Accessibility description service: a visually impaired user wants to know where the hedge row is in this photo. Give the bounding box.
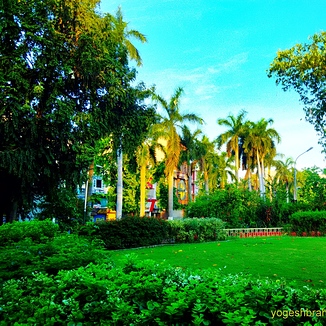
[78,217,226,249]
[1,258,326,325]
[289,210,326,234]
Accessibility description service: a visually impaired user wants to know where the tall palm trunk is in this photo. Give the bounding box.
[187,163,192,203]
[256,150,264,196]
[140,163,146,216]
[260,157,266,195]
[168,172,174,218]
[235,145,239,182]
[204,170,209,194]
[116,148,123,220]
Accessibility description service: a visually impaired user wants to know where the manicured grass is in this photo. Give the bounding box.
[111,236,326,289]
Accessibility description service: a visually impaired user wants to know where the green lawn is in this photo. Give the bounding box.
[111,236,326,289]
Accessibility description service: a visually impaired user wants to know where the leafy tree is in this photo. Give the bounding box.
[108,6,149,219]
[298,167,326,209]
[268,31,326,153]
[0,0,154,224]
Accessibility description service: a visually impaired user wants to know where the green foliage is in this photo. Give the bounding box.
[185,186,314,228]
[36,187,84,231]
[186,187,264,227]
[269,31,326,152]
[1,258,326,325]
[168,218,226,243]
[157,181,168,210]
[78,216,171,249]
[289,210,326,235]
[298,167,326,210]
[0,220,110,283]
[0,0,155,221]
[79,217,226,249]
[0,233,110,283]
[0,220,58,246]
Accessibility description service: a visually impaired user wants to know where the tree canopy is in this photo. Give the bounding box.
[0,0,155,222]
[268,31,326,153]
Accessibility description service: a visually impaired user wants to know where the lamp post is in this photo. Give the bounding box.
[293,147,313,201]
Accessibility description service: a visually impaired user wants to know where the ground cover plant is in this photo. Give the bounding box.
[112,236,326,289]
[1,258,326,325]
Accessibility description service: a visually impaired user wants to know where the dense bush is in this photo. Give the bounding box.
[78,216,171,249]
[1,257,326,325]
[185,187,313,228]
[168,218,226,243]
[289,210,326,235]
[185,188,264,227]
[0,220,59,246]
[0,234,110,283]
[0,221,111,283]
[79,217,226,249]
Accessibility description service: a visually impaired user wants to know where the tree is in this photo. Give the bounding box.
[0,0,154,223]
[216,110,248,182]
[109,6,149,219]
[274,157,295,203]
[110,6,147,67]
[152,87,203,217]
[136,126,164,216]
[197,136,216,194]
[243,119,281,196]
[215,152,237,189]
[268,31,326,153]
[180,126,202,202]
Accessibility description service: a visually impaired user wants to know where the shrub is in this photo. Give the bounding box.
[1,258,326,325]
[186,188,263,227]
[0,233,111,283]
[0,220,59,246]
[168,218,226,243]
[79,217,226,249]
[78,216,171,249]
[289,210,326,235]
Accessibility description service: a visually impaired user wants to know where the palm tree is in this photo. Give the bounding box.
[110,6,147,66]
[152,87,203,217]
[136,127,164,216]
[197,136,216,194]
[243,118,281,196]
[274,157,294,202]
[180,126,202,203]
[216,110,247,182]
[212,152,237,189]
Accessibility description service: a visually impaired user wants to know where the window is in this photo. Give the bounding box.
[95,179,102,188]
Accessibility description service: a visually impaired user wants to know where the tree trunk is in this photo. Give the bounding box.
[248,169,252,191]
[187,163,192,203]
[260,158,266,195]
[116,149,123,220]
[235,145,239,183]
[87,161,94,203]
[256,151,263,196]
[140,163,146,216]
[168,171,174,218]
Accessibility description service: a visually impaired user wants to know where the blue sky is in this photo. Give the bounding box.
[100,0,326,170]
